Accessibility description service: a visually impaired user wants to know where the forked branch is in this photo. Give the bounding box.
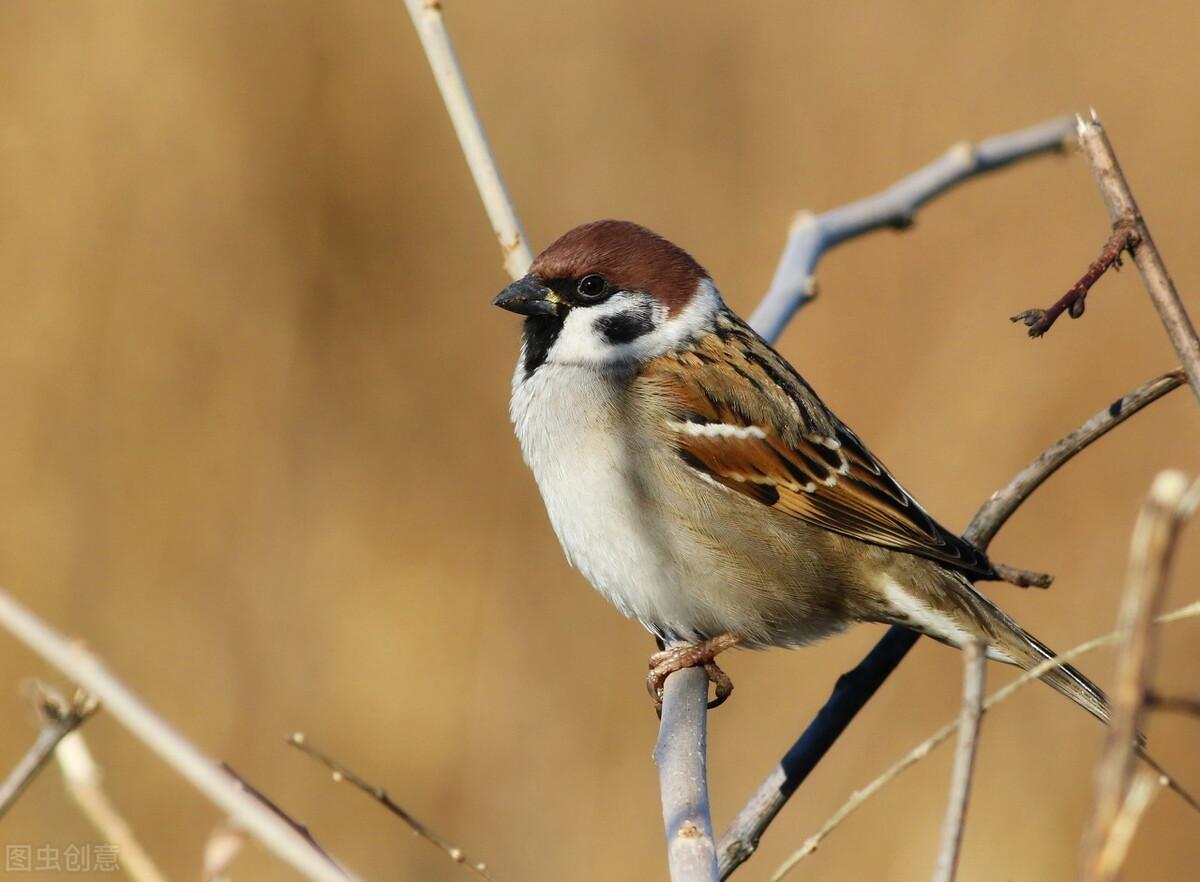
[1011,220,1139,337]
[1077,471,1198,882]
[766,598,1200,881]
[750,117,1075,340]
[716,368,1184,878]
[0,590,354,882]
[1077,115,1200,403]
[0,685,96,819]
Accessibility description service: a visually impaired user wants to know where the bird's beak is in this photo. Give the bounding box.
[492,276,567,318]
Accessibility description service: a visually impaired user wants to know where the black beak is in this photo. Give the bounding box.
[492,276,567,318]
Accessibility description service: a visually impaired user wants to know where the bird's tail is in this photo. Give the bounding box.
[884,570,1110,724]
[882,570,1200,811]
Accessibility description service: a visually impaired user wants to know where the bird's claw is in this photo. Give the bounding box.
[646,633,739,714]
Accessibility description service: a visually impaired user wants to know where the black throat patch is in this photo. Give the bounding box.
[522,314,563,378]
[595,307,655,345]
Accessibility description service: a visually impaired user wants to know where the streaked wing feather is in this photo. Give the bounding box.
[642,313,996,579]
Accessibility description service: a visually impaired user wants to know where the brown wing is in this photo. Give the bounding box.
[640,312,996,579]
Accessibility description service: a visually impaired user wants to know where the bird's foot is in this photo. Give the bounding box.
[647,632,740,713]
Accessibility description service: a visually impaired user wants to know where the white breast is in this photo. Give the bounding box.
[510,360,709,638]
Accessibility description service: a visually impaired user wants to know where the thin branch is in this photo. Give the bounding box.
[1145,691,1200,715]
[766,599,1200,881]
[1091,770,1163,881]
[55,730,173,882]
[716,368,1183,878]
[1077,470,1197,882]
[403,0,532,281]
[749,117,1076,341]
[967,369,1184,548]
[220,762,338,869]
[0,685,97,819]
[653,667,720,881]
[931,640,986,882]
[287,733,498,881]
[991,562,1053,590]
[1011,220,1138,337]
[0,589,356,882]
[1075,114,1200,404]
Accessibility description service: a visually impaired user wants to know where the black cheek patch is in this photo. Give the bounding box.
[522,314,563,378]
[595,309,655,345]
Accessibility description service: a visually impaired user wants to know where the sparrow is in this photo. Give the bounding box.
[493,219,1108,721]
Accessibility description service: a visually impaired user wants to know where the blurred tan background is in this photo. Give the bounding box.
[2,2,1199,880]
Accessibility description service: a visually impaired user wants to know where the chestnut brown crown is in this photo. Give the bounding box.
[530,220,709,315]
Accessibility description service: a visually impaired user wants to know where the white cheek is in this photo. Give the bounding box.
[547,297,666,365]
[544,279,723,368]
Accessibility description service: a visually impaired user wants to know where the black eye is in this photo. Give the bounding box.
[577,274,608,300]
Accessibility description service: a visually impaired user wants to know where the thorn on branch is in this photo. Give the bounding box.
[1012,218,1140,338]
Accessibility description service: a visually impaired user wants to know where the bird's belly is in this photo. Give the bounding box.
[512,365,851,645]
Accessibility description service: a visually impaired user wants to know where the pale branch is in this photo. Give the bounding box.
[55,730,173,882]
[287,733,497,882]
[931,640,986,882]
[1075,114,1200,404]
[0,589,356,882]
[1090,770,1163,881]
[203,823,248,882]
[654,667,721,882]
[716,368,1183,878]
[1077,470,1198,882]
[766,600,1200,881]
[397,26,1102,875]
[403,0,532,281]
[0,684,96,819]
[749,116,1076,341]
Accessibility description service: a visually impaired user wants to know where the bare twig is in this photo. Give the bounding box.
[0,685,97,819]
[931,640,986,882]
[749,117,1075,340]
[220,762,338,869]
[1146,691,1200,715]
[716,368,1183,878]
[766,599,1200,881]
[1011,220,1138,337]
[992,562,1053,589]
[1076,114,1200,403]
[654,667,720,881]
[0,589,356,882]
[287,732,497,881]
[55,730,172,882]
[1091,770,1163,882]
[968,369,1184,548]
[403,0,532,281]
[1078,470,1197,882]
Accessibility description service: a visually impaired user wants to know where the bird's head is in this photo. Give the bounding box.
[493,220,721,375]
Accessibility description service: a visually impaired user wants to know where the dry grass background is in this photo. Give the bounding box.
[2,2,1199,880]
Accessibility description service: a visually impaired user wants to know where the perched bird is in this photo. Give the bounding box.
[493,219,1108,721]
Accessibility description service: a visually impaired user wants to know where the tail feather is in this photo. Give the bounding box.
[882,572,1111,724]
[882,571,1200,811]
